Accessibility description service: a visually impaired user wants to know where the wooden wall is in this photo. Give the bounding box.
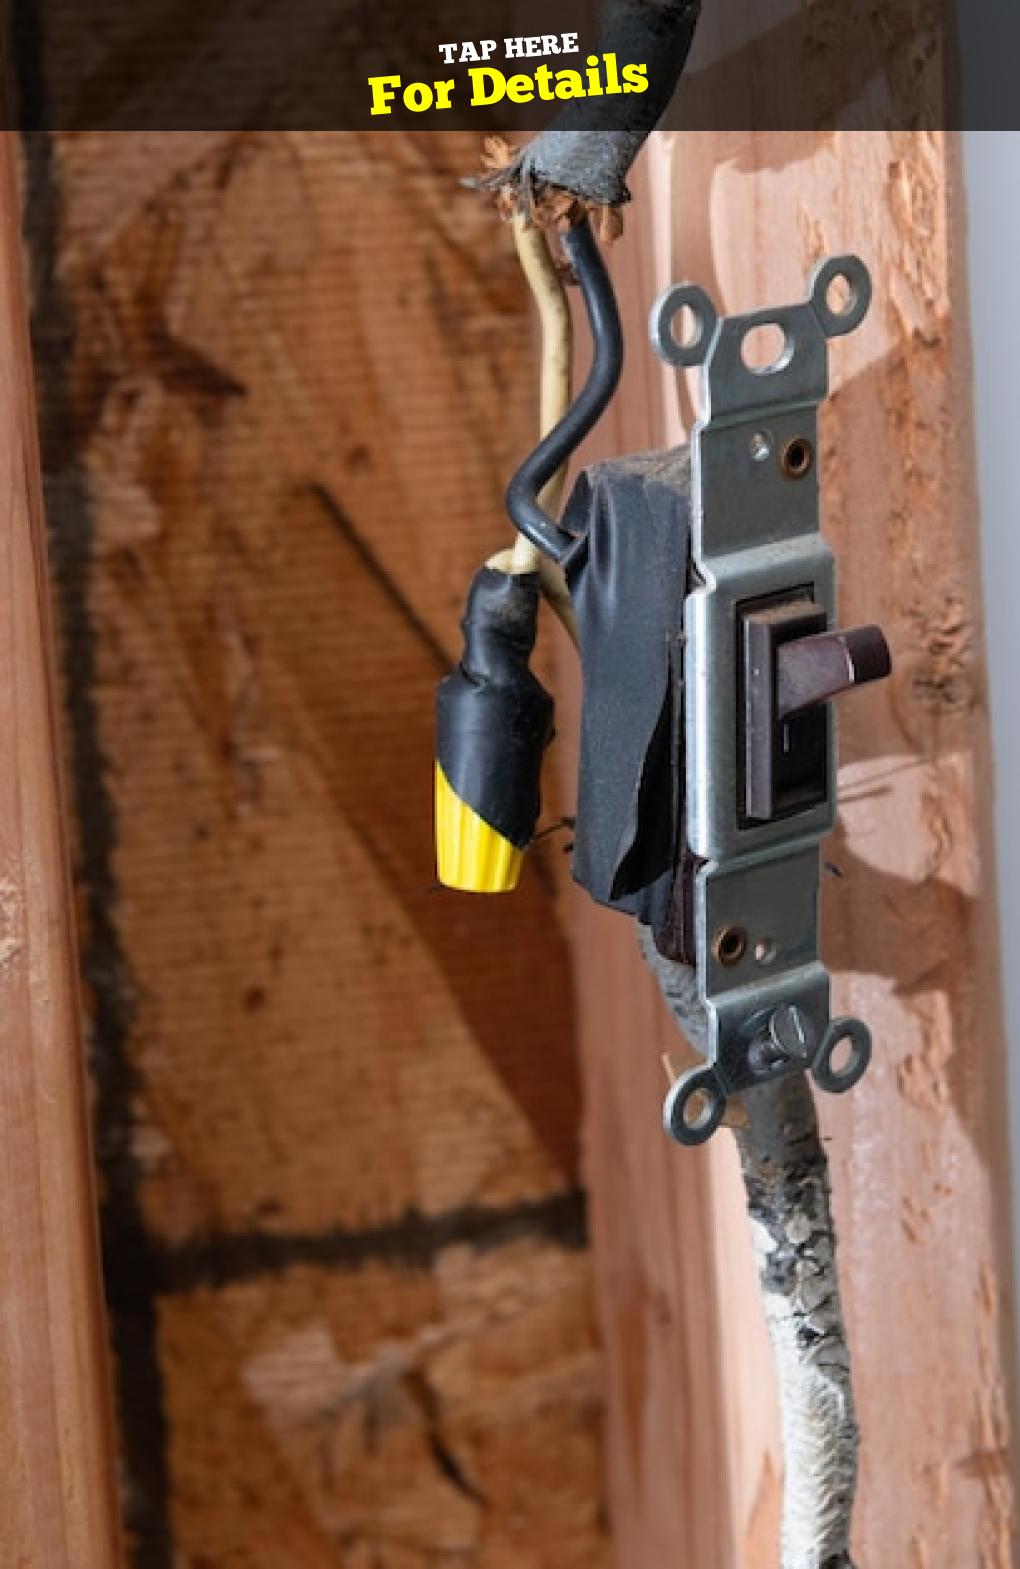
[23,131,605,1569]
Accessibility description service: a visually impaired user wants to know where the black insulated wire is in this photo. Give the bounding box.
[505,218,624,562]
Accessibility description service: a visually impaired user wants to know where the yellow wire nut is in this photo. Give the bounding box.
[434,764,524,893]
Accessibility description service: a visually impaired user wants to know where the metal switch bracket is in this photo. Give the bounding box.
[649,257,889,1145]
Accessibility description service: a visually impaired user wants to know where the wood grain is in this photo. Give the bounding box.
[24,129,605,1567]
[0,131,122,1569]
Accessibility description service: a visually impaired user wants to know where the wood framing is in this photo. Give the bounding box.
[0,131,122,1568]
[23,130,605,1567]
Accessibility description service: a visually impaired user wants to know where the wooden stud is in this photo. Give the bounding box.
[565,130,1015,1566]
[0,131,122,1569]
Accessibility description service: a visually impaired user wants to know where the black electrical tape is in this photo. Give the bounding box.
[561,445,697,957]
[505,219,624,563]
[436,568,554,848]
[516,2,702,206]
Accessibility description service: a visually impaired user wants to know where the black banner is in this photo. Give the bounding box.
[7,0,1017,131]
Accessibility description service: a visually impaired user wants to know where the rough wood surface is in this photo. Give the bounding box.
[0,131,122,1569]
[564,130,1016,1567]
[23,130,605,1569]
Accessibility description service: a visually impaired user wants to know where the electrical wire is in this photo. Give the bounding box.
[504,217,623,564]
[487,213,579,644]
[510,212,573,541]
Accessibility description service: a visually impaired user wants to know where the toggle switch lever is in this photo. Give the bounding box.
[776,624,891,719]
[742,598,891,826]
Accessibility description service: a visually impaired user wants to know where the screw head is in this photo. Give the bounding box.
[768,1004,817,1062]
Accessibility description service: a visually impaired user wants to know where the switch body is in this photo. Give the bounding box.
[649,256,891,1143]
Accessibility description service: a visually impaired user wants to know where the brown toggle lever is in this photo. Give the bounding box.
[776,624,891,719]
[741,598,892,825]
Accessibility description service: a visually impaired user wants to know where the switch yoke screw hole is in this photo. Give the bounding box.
[714,925,748,966]
[780,436,814,479]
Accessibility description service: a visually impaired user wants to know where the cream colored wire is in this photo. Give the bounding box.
[487,213,580,648]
